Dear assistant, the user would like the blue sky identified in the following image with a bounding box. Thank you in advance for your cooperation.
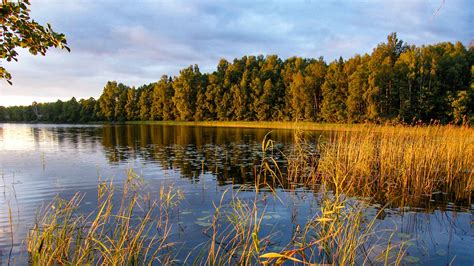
[1,0,472,106]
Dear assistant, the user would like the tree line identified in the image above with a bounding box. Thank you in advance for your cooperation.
[1,33,473,124]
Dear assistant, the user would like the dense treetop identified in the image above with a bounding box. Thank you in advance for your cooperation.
[1,33,473,124]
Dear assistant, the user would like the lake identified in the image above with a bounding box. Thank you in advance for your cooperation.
[0,123,472,265]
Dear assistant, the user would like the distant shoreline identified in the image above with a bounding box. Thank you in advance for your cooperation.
[126,120,362,131]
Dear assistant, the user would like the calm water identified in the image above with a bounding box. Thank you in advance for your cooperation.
[0,123,472,265]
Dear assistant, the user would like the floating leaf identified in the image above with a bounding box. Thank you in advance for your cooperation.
[404,256,420,263]
[197,215,212,221]
[397,233,411,239]
[436,249,447,256]
[195,221,212,227]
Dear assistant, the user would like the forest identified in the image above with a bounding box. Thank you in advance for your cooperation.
[1,33,473,124]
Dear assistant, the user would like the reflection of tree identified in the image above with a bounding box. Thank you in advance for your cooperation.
[100,124,295,183]
[18,125,102,153]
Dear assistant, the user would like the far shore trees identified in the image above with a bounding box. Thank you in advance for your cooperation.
[1,34,473,125]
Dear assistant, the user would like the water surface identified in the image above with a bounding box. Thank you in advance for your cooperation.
[0,123,472,264]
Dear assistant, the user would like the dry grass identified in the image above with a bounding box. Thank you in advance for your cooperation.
[314,125,473,206]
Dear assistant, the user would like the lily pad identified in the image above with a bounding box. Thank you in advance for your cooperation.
[272,246,284,251]
[197,215,212,221]
[397,232,411,239]
[436,249,447,256]
[404,256,420,263]
[195,221,212,227]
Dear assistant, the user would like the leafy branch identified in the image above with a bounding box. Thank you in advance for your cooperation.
[1,0,70,84]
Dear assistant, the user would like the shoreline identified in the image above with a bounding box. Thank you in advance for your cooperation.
[1,120,472,133]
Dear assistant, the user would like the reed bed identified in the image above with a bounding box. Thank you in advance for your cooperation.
[314,125,474,206]
[194,189,269,265]
[256,190,407,265]
[27,170,182,265]
[129,120,474,134]
[26,156,407,266]
[193,137,407,265]
[189,188,406,265]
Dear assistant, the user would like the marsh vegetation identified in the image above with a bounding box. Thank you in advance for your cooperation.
[15,123,473,265]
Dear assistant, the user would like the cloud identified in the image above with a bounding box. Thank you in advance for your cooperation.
[1,0,472,106]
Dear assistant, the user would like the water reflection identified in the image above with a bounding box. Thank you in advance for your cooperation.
[100,125,310,187]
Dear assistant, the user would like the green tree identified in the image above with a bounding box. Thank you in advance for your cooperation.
[288,71,307,120]
[63,97,81,122]
[98,81,128,121]
[151,76,175,121]
[79,97,97,122]
[203,74,219,120]
[172,65,201,121]
[214,59,233,120]
[250,77,263,120]
[451,90,473,124]
[125,88,138,121]
[394,47,419,121]
[304,58,327,120]
[256,79,274,120]
[137,84,153,121]
[194,74,209,120]
[0,106,5,121]
[347,55,369,122]
[114,85,128,121]
[320,58,348,122]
